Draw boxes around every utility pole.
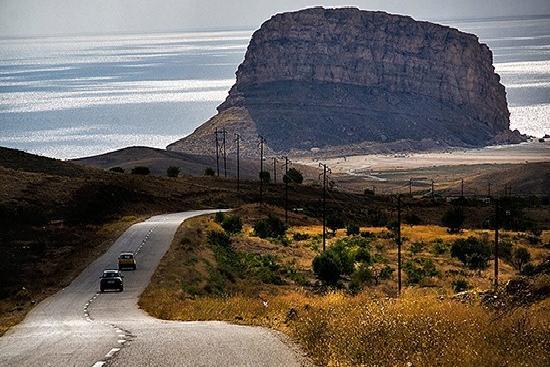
[397,194,402,296]
[214,128,220,176]
[409,178,412,196]
[283,156,289,224]
[431,179,435,200]
[461,178,464,197]
[259,135,265,205]
[222,128,227,178]
[372,185,375,196]
[272,157,277,184]
[234,133,240,193]
[487,182,491,197]
[494,198,500,288]
[319,163,331,252]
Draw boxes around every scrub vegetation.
[141,207,550,366]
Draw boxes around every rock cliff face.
[168,7,512,157]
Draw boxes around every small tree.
[283,168,303,184]
[214,211,225,224]
[131,166,150,175]
[512,247,531,272]
[166,166,180,177]
[259,171,271,184]
[327,214,344,235]
[204,167,215,176]
[312,251,342,285]
[109,166,124,173]
[442,206,465,233]
[253,214,286,238]
[451,236,491,272]
[221,215,243,234]
[346,224,360,236]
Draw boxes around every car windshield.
[103,272,119,278]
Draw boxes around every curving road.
[0,210,306,367]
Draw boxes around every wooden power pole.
[397,194,402,296]
[319,163,331,252]
[234,133,240,193]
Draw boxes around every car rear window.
[120,254,133,259]
[103,272,118,278]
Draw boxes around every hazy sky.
[1,0,549,37]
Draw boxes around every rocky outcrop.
[168,7,512,157]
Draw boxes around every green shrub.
[292,232,310,241]
[221,215,243,234]
[312,251,342,285]
[409,241,425,255]
[207,230,231,248]
[283,167,303,184]
[259,170,271,183]
[499,239,513,262]
[327,214,345,234]
[253,214,286,238]
[204,167,215,176]
[351,264,373,290]
[452,278,470,292]
[404,212,423,225]
[214,211,225,224]
[431,239,449,255]
[166,166,180,177]
[404,258,439,285]
[109,166,124,173]
[346,224,360,236]
[131,166,150,175]
[451,236,491,271]
[512,247,531,272]
[442,206,465,233]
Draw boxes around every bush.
[451,236,491,271]
[346,224,360,236]
[207,230,231,248]
[221,215,243,234]
[404,212,423,225]
[214,211,225,224]
[350,264,373,290]
[166,166,180,177]
[499,239,513,262]
[409,241,425,255]
[204,167,215,176]
[109,166,124,173]
[512,247,531,271]
[327,214,345,234]
[404,258,439,285]
[431,239,449,255]
[312,251,342,285]
[131,166,150,175]
[283,167,304,184]
[292,232,310,241]
[253,214,286,238]
[442,206,465,233]
[452,278,470,292]
[259,170,271,184]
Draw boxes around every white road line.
[92,362,105,367]
[105,348,120,358]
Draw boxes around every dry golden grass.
[140,216,550,366]
[142,288,550,367]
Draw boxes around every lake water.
[0,15,549,159]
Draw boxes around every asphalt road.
[0,210,306,367]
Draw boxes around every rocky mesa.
[168,7,517,157]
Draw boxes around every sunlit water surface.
[0,16,549,159]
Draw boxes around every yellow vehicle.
[118,252,136,270]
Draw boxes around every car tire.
[100,287,104,292]
[119,287,124,292]
[133,265,137,270]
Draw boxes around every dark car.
[100,269,124,292]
